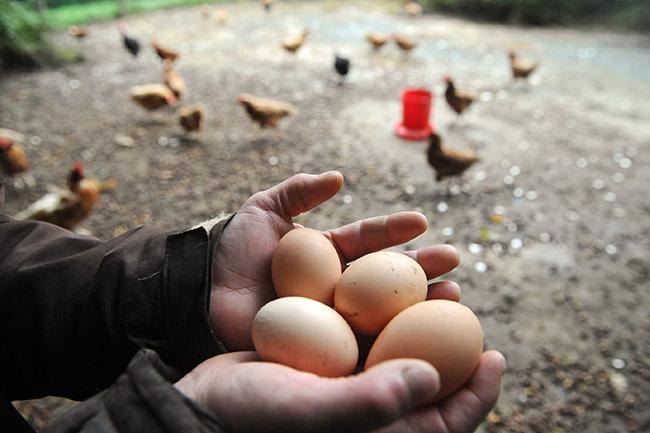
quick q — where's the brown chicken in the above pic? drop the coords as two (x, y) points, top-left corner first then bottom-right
(14, 163), (115, 230)
(130, 84), (177, 111)
(393, 33), (417, 52)
(163, 59), (186, 98)
(404, 1), (423, 17)
(261, 0), (273, 12)
(68, 25), (89, 38)
(366, 32), (389, 50)
(427, 132), (480, 181)
(281, 29), (310, 54)
(443, 76), (477, 116)
(152, 40), (180, 62)
(238, 94), (296, 128)
(178, 105), (204, 133)
(213, 9), (229, 25)
(509, 50), (539, 79)
(0, 128), (29, 175)
(201, 4), (210, 18)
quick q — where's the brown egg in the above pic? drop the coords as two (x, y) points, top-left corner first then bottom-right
(334, 251), (427, 335)
(365, 300), (483, 401)
(252, 297), (358, 377)
(271, 228), (341, 305)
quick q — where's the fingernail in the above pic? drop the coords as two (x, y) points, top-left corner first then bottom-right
(319, 170), (340, 178)
(401, 365), (439, 406)
(498, 353), (507, 371)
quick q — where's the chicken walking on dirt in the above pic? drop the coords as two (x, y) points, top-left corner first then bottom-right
(509, 50), (539, 80)
(68, 25), (89, 38)
(163, 59), (186, 98)
(366, 32), (389, 50)
(393, 34), (417, 53)
(152, 40), (180, 62)
(117, 21), (141, 57)
(427, 132), (480, 182)
(281, 29), (310, 54)
(334, 55), (350, 85)
(0, 128), (29, 175)
(178, 105), (204, 133)
(404, 1), (423, 17)
(130, 84), (177, 111)
(14, 163), (115, 230)
(238, 94), (296, 128)
(443, 76), (477, 120)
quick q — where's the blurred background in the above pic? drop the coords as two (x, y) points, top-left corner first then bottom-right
(2, 0), (649, 432)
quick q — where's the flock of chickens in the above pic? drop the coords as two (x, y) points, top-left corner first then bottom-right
(0, 0), (540, 231)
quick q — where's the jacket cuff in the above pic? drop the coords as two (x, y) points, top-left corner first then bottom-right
(48, 350), (227, 433)
(125, 215), (234, 373)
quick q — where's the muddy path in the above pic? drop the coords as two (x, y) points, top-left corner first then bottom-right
(2, 1), (649, 431)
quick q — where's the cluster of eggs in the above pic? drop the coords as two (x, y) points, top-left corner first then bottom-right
(251, 227), (484, 401)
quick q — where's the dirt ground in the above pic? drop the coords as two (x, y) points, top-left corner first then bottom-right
(2, 1), (649, 431)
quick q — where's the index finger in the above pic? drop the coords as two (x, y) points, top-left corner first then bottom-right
(324, 212), (428, 263)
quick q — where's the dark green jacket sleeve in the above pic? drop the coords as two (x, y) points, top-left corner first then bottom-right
(0, 213), (230, 402)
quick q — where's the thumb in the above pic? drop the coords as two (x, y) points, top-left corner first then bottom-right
(249, 171), (344, 219)
(201, 357), (440, 433)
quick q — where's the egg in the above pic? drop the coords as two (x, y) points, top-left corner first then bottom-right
(365, 300), (483, 401)
(252, 297), (358, 377)
(334, 251), (427, 335)
(271, 228), (341, 305)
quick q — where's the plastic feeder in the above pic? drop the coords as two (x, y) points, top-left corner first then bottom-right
(395, 88), (433, 141)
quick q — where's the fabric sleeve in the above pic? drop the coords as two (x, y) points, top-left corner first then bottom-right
(45, 349), (229, 433)
(0, 213), (231, 402)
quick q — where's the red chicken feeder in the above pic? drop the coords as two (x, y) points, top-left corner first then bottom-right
(395, 88), (434, 141)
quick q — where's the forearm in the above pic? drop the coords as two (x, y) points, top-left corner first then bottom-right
(0, 214), (227, 400)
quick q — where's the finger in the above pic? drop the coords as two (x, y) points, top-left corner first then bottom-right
(426, 280), (461, 301)
(251, 171), (344, 219)
(208, 359), (440, 433)
(404, 245), (460, 279)
(326, 212), (428, 263)
(438, 351), (506, 433)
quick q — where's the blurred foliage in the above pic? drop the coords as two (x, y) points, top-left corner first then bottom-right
(422, 0), (650, 31)
(0, 0), (52, 68)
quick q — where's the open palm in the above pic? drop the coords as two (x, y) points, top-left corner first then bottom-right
(210, 171), (461, 351)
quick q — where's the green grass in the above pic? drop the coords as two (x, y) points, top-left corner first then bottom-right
(45, 0), (226, 29)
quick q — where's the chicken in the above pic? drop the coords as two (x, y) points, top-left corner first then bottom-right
(117, 21), (141, 57)
(427, 132), (480, 181)
(281, 29), (310, 54)
(366, 32), (389, 50)
(0, 128), (29, 175)
(14, 163), (115, 230)
(213, 9), (229, 25)
(509, 50), (539, 80)
(152, 40), (180, 62)
(178, 105), (204, 133)
(404, 1), (423, 17)
(261, 0), (273, 12)
(443, 76), (477, 117)
(130, 84), (177, 111)
(163, 59), (186, 98)
(393, 33), (417, 52)
(201, 4), (210, 18)
(238, 94), (296, 128)
(68, 25), (89, 38)
(334, 54), (350, 84)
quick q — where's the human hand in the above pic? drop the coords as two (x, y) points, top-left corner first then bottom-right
(174, 350), (505, 433)
(210, 171), (461, 350)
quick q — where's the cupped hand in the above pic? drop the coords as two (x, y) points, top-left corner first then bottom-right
(174, 350), (505, 433)
(210, 171), (461, 350)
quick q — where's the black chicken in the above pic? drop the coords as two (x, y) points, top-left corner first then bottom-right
(118, 21), (141, 57)
(334, 55), (350, 85)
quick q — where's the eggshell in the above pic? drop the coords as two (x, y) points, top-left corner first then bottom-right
(252, 297), (358, 377)
(272, 228), (341, 305)
(334, 251), (427, 335)
(365, 300), (483, 401)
